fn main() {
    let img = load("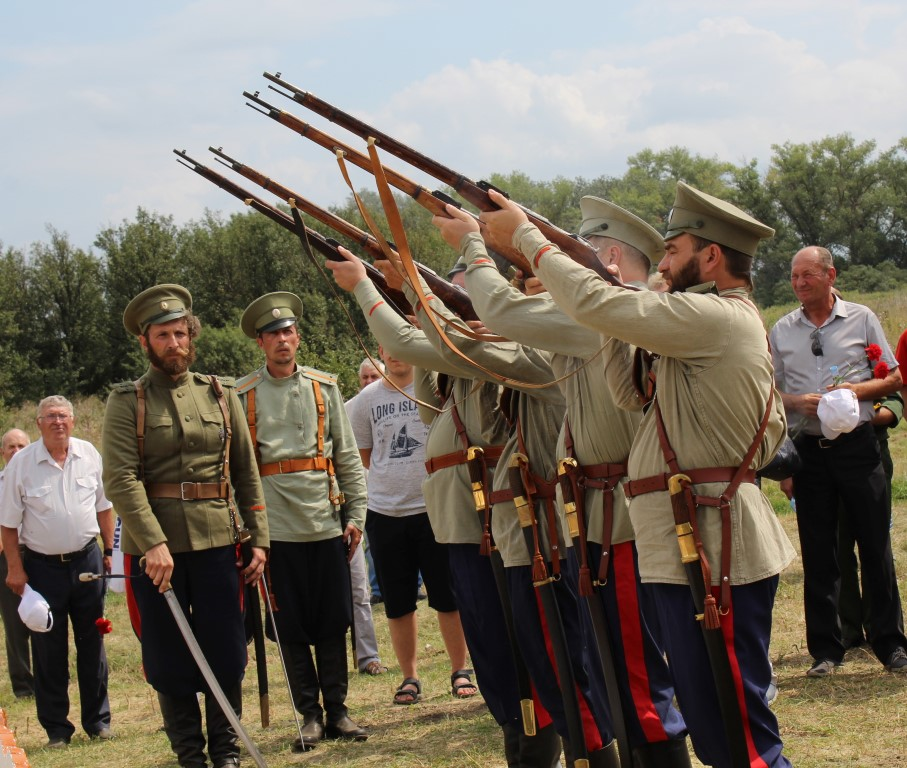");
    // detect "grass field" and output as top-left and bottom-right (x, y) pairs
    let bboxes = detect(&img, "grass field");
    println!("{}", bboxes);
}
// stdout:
(1, 290), (905, 767)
